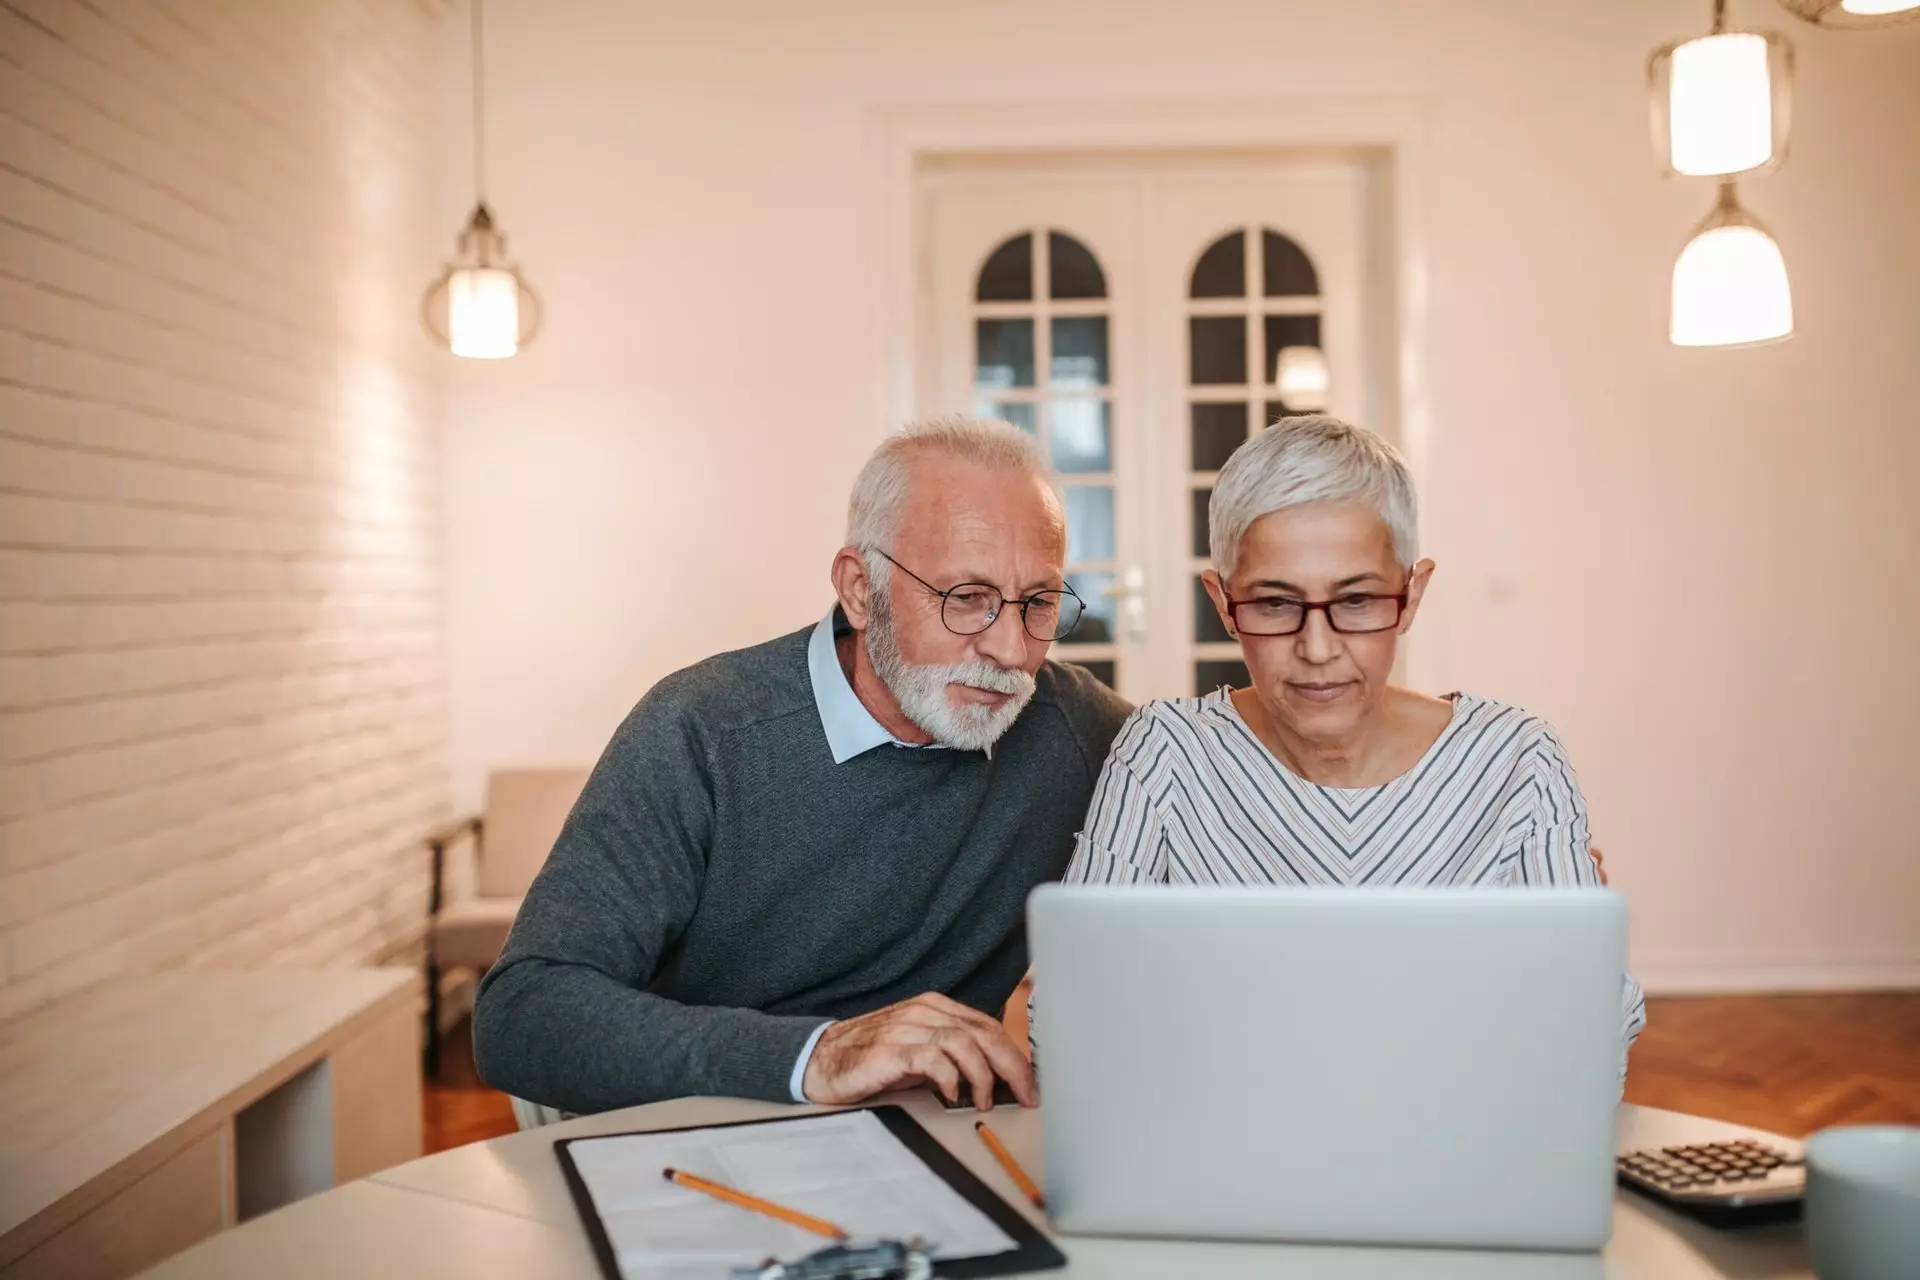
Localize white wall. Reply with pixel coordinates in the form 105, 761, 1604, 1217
441, 0, 1920, 991
0, 0, 449, 1021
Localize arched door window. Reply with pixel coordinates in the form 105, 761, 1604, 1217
1185, 226, 1324, 694
972, 229, 1118, 689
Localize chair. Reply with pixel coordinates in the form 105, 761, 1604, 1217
424, 767, 591, 1076
509, 1095, 570, 1130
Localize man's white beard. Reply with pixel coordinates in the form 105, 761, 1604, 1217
866, 590, 1036, 753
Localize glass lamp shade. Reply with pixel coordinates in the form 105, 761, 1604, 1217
1670, 186, 1793, 348
1648, 29, 1793, 178
1777, 0, 1920, 27
421, 204, 541, 359
1271, 345, 1330, 411
448, 269, 520, 358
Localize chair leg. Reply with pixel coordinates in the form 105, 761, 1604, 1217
423, 959, 441, 1081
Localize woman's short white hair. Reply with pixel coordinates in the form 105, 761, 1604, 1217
846, 416, 1054, 571
1209, 415, 1418, 578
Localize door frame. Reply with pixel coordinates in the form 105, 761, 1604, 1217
865, 97, 1442, 690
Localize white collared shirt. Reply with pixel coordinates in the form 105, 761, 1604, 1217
806, 607, 939, 764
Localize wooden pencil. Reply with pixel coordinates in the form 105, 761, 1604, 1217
662, 1167, 848, 1240
975, 1121, 1047, 1212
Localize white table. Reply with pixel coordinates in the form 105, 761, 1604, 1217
140, 1097, 1811, 1278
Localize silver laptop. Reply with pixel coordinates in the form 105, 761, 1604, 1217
1026, 885, 1627, 1251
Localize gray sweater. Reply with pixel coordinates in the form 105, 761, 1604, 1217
471, 616, 1132, 1113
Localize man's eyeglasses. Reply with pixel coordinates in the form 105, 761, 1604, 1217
870, 549, 1085, 642
1221, 585, 1410, 637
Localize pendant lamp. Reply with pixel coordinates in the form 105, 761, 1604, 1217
1271, 346, 1330, 412
1648, 0, 1794, 179
1670, 184, 1794, 348
422, 0, 541, 359
1777, 0, 1920, 28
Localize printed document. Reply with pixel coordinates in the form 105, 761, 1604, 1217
565, 1110, 1017, 1278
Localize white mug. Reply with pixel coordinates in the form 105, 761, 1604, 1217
1805, 1125, 1920, 1280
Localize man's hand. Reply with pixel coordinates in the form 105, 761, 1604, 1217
802, 992, 1037, 1111
1591, 843, 1609, 886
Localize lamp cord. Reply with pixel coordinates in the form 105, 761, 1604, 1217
471, 0, 487, 203
1712, 0, 1727, 33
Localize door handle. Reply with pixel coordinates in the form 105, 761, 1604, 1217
1100, 566, 1148, 641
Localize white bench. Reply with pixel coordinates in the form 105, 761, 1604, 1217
0, 969, 420, 1280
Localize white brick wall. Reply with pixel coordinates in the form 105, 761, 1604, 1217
0, 0, 449, 1021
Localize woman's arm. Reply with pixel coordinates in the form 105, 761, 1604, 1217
1515, 727, 1605, 887
1064, 754, 1170, 887
1517, 727, 1649, 1081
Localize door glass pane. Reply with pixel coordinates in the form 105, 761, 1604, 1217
1265, 400, 1314, 425
1048, 232, 1107, 299
976, 233, 1033, 302
1051, 316, 1109, 389
1190, 230, 1245, 298
1190, 486, 1212, 558
1065, 486, 1115, 562
1262, 229, 1320, 297
985, 402, 1037, 434
1188, 316, 1246, 385
1049, 399, 1110, 473
1195, 658, 1251, 694
1064, 571, 1116, 644
1193, 575, 1232, 643
1191, 402, 1246, 471
1073, 659, 1117, 688
975, 319, 1035, 388
1262, 314, 1323, 386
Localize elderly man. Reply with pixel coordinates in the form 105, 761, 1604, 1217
472, 417, 1131, 1115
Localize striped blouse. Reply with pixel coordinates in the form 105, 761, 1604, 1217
1034, 690, 1647, 1072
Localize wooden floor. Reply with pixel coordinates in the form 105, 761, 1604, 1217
423, 991, 1920, 1155
1619, 992, 1920, 1135
423, 1015, 519, 1151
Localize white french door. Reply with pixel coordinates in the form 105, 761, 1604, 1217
920, 157, 1371, 703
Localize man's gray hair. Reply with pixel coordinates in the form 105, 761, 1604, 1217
846, 415, 1054, 561
1209, 415, 1419, 578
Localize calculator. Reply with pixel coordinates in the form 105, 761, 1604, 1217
1615, 1138, 1805, 1226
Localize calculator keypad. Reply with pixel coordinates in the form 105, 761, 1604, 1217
1616, 1139, 1804, 1206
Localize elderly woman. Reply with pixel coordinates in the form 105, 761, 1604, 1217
1040, 415, 1644, 1074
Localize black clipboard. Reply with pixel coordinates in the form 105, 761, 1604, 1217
555, 1105, 1066, 1278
